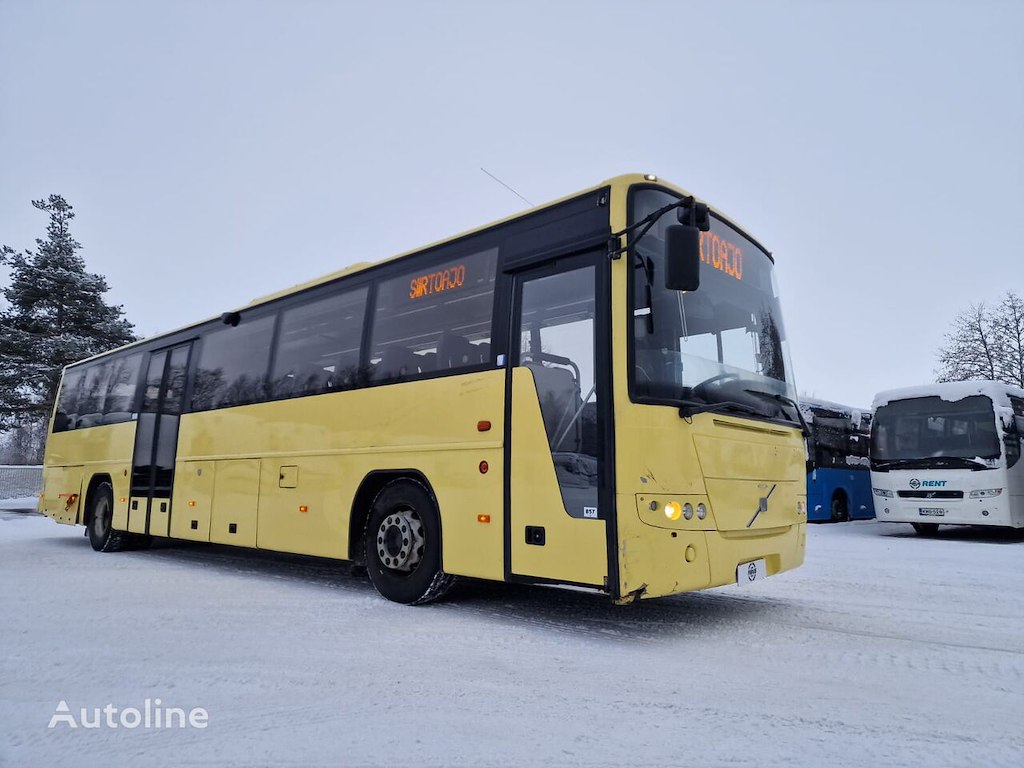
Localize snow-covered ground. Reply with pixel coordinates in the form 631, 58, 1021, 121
2, 514, 1022, 768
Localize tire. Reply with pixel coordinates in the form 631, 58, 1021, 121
87, 482, 130, 552
830, 491, 849, 523
911, 522, 940, 536
364, 478, 455, 605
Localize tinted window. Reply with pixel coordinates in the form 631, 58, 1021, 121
192, 314, 276, 410
270, 286, 368, 398
53, 369, 85, 433
872, 395, 1000, 461
102, 353, 142, 422
77, 362, 111, 428
369, 247, 497, 383
807, 406, 870, 469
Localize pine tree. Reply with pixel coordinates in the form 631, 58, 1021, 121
0, 195, 136, 435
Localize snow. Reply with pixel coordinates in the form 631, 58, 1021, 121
799, 396, 871, 422
0, 497, 39, 512
873, 380, 1024, 410
2, 515, 1022, 767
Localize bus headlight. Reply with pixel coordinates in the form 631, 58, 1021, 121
968, 488, 1003, 498
873, 488, 894, 498
696, 503, 707, 520
664, 501, 682, 520
683, 503, 694, 520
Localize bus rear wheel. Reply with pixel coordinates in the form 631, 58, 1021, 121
830, 491, 849, 523
911, 523, 940, 536
87, 482, 130, 552
364, 478, 454, 605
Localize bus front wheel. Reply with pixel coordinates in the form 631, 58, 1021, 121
364, 478, 455, 605
911, 523, 940, 536
87, 482, 130, 552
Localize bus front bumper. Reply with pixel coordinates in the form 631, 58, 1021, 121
617, 523, 806, 602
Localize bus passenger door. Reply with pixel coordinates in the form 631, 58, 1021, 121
128, 342, 192, 537
507, 252, 611, 589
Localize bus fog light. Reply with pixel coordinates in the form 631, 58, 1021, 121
683, 503, 694, 520
664, 501, 682, 521
968, 488, 1002, 498
696, 503, 707, 520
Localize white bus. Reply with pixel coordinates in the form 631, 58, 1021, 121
869, 381, 1024, 534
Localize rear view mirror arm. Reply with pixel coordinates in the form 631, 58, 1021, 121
608, 197, 695, 260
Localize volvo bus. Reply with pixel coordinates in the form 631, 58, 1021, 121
801, 398, 874, 522
39, 174, 807, 604
870, 381, 1024, 534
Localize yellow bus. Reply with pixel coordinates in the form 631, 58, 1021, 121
40, 174, 807, 604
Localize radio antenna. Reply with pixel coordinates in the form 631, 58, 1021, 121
480, 167, 534, 207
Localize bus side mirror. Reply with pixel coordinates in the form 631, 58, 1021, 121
664, 225, 701, 292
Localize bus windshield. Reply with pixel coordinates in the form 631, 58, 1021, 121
871, 395, 1001, 467
630, 188, 797, 419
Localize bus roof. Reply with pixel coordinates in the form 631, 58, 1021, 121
872, 380, 1024, 410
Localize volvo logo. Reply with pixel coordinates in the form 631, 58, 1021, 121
909, 478, 921, 489
746, 484, 777, 528
747, 563, 758, 581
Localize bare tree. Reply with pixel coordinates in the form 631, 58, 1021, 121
936, 292, 1024, 386
993, 291, 1024, 387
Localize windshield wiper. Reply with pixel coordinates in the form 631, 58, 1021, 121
920, 456, 991, 470
744, 389, 811, 437
678, 400, 771, 420
873, 456, 991, 471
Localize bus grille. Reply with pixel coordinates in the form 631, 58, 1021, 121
897, 490, 963, 499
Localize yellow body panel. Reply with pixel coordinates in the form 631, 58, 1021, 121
211, 460, 260, 546
171, 461, 215, 540
509, 368, 607, 587
41, 421, 135, 526
174, 370, 507, 580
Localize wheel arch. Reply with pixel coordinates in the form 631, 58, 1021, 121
348, 469, 438, 562
81, 473, 113, 526
831, 486, 849, 505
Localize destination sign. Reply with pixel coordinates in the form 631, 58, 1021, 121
699, 230, 743, 282
409, 263, 467, 300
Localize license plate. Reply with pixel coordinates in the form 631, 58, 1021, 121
919, 508, 946, 517
736, 558, 767, 586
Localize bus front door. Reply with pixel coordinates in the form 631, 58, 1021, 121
508, 252, 611, 590
128, 342, 192, 536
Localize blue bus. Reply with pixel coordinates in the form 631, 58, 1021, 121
801, 399, 875, 522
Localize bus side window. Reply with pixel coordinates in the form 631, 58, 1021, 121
192, 314, 276, 410
77, 362, 111, 428
53, 369, 85, 433
270, 286, 368, 399
102, 352, 142, 424
368, 247, 498, 384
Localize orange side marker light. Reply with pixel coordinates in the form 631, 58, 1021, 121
477, 514, 491, 524
299, 505, 309, 513
477, 420, 491, 432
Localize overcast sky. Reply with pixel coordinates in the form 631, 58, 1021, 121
2, 0, 1021, 408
